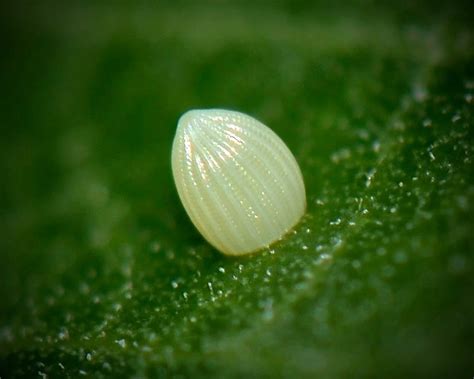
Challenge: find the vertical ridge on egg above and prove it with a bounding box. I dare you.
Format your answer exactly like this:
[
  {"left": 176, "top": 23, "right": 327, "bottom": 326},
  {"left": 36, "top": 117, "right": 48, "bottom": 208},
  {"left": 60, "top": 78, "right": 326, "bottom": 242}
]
[{"left": 171, "top": 109, "right": 306, "bottom": 256}]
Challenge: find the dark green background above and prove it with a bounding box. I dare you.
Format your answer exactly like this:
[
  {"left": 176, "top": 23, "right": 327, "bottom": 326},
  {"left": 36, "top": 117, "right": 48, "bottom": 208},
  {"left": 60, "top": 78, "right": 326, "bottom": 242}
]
[{"left": 1, "top": 1, "right": 473, "bottom": 377}]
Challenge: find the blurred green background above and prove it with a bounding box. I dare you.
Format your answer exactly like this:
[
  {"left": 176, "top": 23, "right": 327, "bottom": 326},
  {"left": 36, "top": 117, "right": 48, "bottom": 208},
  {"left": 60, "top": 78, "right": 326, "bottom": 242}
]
[{"left": 1, "top": 1, "right": 473, "bottom": 377}]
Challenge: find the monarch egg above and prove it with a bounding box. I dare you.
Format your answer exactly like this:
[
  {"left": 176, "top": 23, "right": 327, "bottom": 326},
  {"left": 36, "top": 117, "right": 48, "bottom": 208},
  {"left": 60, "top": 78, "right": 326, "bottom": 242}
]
[{"left": 171, "top": 109, "right": 306, "bottom": 256}]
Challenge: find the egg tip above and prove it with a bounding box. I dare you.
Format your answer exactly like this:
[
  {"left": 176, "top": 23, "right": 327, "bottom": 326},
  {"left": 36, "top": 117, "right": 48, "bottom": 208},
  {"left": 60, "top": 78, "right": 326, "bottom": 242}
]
[{"left": 177, "top": 109, "right": 200, "bottom": 132}]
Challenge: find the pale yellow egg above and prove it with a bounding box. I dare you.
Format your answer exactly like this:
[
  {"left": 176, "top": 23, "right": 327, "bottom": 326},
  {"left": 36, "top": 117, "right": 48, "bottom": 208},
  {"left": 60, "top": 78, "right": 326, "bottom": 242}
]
[{"left": 171, "top": 109, "right": 306, "bottom": 256}]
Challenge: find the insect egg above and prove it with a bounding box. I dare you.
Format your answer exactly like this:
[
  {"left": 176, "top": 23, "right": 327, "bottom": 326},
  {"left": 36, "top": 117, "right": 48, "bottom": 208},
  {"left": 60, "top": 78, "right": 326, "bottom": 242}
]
[{"left": 171, "top": 109, "right": 306, "bottom": 256}]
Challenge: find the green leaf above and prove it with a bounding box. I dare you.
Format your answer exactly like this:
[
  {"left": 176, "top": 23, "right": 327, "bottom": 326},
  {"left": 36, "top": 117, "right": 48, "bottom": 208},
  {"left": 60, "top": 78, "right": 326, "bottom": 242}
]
[{"left": 1, "top": 2, "right": 473, "bottom": 377}]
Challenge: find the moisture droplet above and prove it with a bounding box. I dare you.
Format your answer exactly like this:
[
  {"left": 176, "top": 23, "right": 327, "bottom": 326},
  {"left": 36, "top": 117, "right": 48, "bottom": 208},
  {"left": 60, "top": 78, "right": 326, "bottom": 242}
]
[{"left": 115, "top": 339, "right": 126, "bottom": 348}]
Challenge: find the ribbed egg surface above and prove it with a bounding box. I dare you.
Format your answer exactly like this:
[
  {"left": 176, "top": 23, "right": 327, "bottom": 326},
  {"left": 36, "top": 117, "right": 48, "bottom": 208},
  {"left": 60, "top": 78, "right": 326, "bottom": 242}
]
[{"left": 171, "top": 109, "right": 306, "bottom": 256}]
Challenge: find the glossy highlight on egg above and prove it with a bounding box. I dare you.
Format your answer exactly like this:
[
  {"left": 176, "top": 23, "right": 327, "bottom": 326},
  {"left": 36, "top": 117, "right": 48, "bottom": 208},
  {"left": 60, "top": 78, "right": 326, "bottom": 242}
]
[{"left": 171, "top": 109, "right": 306, "bottom": 256}]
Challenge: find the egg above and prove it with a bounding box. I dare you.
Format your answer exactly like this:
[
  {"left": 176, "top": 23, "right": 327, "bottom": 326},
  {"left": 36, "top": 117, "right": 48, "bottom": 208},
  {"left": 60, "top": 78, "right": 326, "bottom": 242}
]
[{"left": 171, "top": 109, "right": 306, "bottom": 256}]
